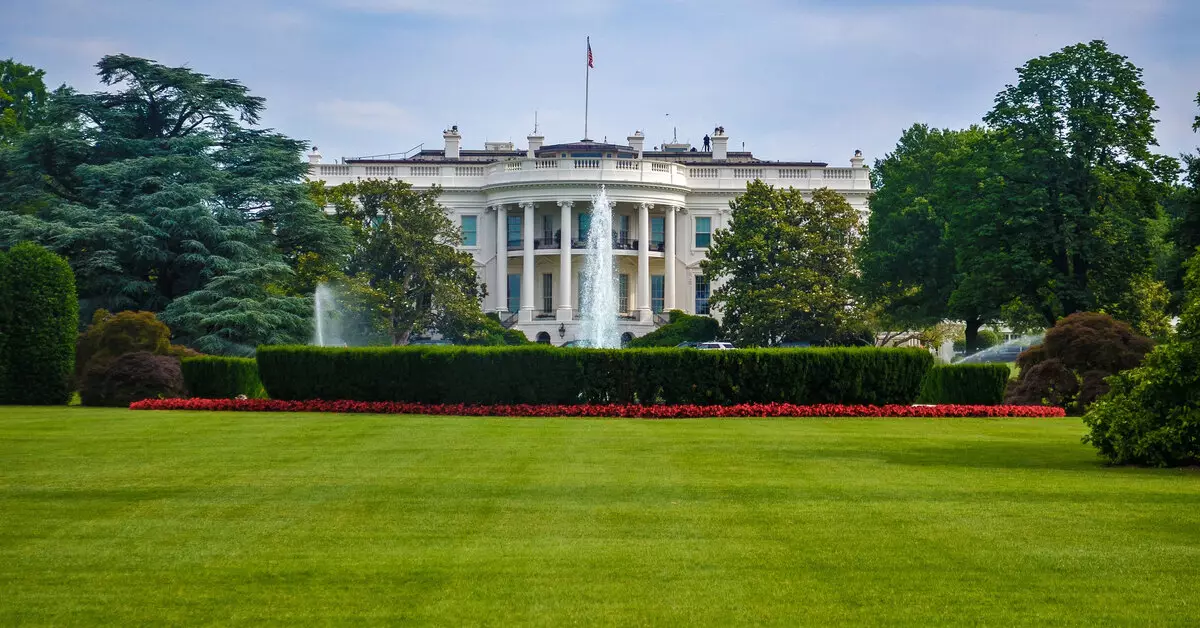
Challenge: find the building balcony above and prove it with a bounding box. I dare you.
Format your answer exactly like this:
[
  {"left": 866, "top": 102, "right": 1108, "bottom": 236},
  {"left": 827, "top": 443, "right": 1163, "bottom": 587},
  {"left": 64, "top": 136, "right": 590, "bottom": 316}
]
[{"left": 311, "top": 157, "right": 871, "bottom": 192}]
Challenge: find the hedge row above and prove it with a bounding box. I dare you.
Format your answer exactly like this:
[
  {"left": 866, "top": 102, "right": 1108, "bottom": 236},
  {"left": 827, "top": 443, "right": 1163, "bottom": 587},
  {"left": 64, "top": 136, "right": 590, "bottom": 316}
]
[
  {"left": 0, "top": 243, "right": 79, "bottom": 405},
  {"left": 918, "top": 364, "right": 1011, "bottom": 405},
  {"left": 181, "top": 357, "right": 265, "bottom": 399},
  {"left": 256, "top": 345, "right": 934, "bottom": 405}
]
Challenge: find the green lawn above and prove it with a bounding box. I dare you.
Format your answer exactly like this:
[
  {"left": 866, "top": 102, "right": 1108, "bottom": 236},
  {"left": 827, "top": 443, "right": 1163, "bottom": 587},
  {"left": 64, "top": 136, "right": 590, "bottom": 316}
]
[{"left": 2, "top": 407, "right": 1198, "bottom": 626}]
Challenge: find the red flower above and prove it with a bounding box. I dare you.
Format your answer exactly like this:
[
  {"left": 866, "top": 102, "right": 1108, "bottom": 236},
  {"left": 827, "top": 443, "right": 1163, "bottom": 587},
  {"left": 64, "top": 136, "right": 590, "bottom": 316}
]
[{"left": 128, "top": 398, "right": 1066, "bottom": 418}]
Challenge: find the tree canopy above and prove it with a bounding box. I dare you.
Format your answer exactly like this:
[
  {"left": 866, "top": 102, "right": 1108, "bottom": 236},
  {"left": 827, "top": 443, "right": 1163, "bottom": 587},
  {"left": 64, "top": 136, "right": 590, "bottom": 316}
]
[
  {"left": 0, "top": 55, "right": 347, "bottom": 353},
  {"left": 980, "top": 40, "right": 1175, "bottom": 332},
  {"left": 701, "top": 182, "right": 862, "bottom": 346},
  {"left": 317, "top": 179, "right": 484, "bottom": 345}
]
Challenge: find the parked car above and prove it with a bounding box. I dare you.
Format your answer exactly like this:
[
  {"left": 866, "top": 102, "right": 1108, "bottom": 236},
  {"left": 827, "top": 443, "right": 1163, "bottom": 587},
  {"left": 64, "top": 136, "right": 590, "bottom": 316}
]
[
  {"left": 675, "top": 341, "right": 699, "bottom": 349},
  {"left": 697, "top": 341, "right": 735, "bottom": 350}
]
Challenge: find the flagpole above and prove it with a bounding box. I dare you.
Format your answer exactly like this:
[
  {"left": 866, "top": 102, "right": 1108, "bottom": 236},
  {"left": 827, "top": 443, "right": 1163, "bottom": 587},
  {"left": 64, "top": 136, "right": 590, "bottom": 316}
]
[{"left": 584, "top": 36, "right": 590, "bottom": 141}]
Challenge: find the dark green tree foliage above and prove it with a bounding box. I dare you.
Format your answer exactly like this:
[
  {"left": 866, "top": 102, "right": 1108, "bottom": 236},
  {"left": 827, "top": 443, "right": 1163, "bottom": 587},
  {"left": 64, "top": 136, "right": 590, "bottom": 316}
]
[
  {"left": 1005, "top": 312, "right": 1153, "bottom": 414},
  {"left": 79, "top": 351, "right": 185, "bottom": 407},
  {"left": 321, "top": 179, "right": 484, "bottom": 345},
  {"left": 2, "top": 242, "right": 78, "bottom": 404},
  {"left": 0, "top": 54, "right": 348, "bottom": 323},
  {"left": 702, "top": 182, "right": 861, "bottom": 346},
  {"left": 159, "top": 263, "right": 311, "bottom": 356},
  {"left": 180, "top": 356, "right": 265, "bottom": 398},
  {"left": 1084, "top": 253, "right": 1200, "bottom": 466},
  {"left": 982, "top": 41, "right": 1175, "bottom": 330},
  {"left": 918, "top": 364, "right": 1011, "bottom": 405},
  {"left": 256, "top": 345, "right": 932, "bottom": 406},
  {"left": 440, "top": 312, "right": 530, "bottom": 346},
  {"left": 627, "top": 310, "right": 720, "bottom": 347},
  {"left": 860, "top": 125, "right": 1007, "bottom": 350}
]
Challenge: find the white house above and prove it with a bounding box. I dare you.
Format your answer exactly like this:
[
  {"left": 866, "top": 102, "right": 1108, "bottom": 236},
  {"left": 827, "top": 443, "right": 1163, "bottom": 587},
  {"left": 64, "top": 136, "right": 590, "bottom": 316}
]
[{"left": 308, "top": 127, "right": 871, "bottom": 344}]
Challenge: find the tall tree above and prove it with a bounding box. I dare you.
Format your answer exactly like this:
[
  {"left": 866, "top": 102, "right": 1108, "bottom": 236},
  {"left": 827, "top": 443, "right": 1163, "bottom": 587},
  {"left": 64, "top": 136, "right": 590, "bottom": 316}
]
[
  {"left": 0, "top": 59, "right": 48, "bottom": 143},
  {"left": 319, "top": 179, "right": 483, "bottom": 345},
  {"left": 981, "top": 40, "right": 1176, "bottom": 331},
  {"left": 859, "top": 124, "right": 1009, "bottom": 350},
  {"left": 701, "top": 182, "right": 861, "bottom": 346},
  {"left": 0, "top": 55, "right": 347, "bottom": 336}
]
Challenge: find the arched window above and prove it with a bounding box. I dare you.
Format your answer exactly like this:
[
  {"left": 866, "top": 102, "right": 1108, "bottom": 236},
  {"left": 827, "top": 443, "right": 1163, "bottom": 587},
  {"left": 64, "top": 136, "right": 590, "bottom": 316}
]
[
  {"left": 621, "top": 332, "right": 634, "bottom": 347},
  {"left": 536, "top": 331, "right": 552, "bottom": 344}
]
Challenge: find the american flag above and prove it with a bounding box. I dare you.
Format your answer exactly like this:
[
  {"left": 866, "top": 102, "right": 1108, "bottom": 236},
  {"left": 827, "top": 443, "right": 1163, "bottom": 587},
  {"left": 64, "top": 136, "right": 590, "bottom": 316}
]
[{"left": 587, "top": 39, "right": 594, "bottom": 68}]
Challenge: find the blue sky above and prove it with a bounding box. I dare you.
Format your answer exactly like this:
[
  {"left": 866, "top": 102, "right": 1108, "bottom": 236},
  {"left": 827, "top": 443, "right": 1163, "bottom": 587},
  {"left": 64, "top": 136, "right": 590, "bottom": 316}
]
[{"left": 4, "top": 0, "right": 1198, "bottom": 166}]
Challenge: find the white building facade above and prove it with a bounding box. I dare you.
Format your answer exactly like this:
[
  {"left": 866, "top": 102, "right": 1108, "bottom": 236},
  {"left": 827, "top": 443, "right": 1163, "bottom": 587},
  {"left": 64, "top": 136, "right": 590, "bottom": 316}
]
[{"left": 308, "top": 127, "right": 871, "bottom": 344}]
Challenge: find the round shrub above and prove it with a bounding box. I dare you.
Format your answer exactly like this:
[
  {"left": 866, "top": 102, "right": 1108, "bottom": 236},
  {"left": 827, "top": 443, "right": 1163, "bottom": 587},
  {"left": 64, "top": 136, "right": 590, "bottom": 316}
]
[
  {"left": 79, "top": 351, "right": 185, "bottom": 407},
  {"left": 627, "top": 310, "right": 721, "bottom": 347},
  {"left": 1005, "top": 312, "right": 1153, "bottom": 414},
  {"left": 1083, "top": 252, "right": 1200, "bottom": 466},
  {"left": 76, "top": 310, "right": 172, "bottom": 379},
  {"left": 3, "top": 242, "right": 79, "bottom": 405}
]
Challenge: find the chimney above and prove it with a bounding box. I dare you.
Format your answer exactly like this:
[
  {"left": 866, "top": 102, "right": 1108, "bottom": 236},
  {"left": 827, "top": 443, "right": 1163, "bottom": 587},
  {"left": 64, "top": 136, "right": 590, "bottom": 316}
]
[
  {"left": 850, "top": 149, "right": 865, "bottom": 168},
  {"left": 627, "top": 131, "right": 645, "bottom": 158},
  {"left": 711, "top": 126, "right": 729, "bottom": 160},
  {"left": 443, "top": 125, "right": 461, "bottom": 160},
  {"left": 527, "top": 133, "right": 544, "bottom": 158},
  {"left": 308, "top": 146, "right": 322, "bottom": 165}
]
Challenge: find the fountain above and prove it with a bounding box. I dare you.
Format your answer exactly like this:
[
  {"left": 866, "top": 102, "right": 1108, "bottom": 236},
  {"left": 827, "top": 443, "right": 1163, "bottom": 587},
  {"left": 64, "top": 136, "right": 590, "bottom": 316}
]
[
  {"left": 312, "top": 282, "right": 344, "bottom": 347},
  {"left": 579, "top": 186, "right": 621, "bottom": 348},
  {"left": 957, "top": 333, "right": 1044, "bottom": 364}
]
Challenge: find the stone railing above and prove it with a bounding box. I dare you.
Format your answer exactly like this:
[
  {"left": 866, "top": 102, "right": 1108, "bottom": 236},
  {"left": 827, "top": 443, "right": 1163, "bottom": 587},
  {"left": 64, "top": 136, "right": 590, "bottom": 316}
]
[{"left": 311, "top": 158, "right": 869, "bottom": 191}]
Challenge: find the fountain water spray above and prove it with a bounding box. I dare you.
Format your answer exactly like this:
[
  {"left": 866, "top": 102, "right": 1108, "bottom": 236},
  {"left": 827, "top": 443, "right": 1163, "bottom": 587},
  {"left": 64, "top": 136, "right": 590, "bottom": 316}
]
[
  {"left": 312, "top": 282, "right": 344, "bottom": 347},
  {"left": 580, "top": 186, "right": 621, "bottom": 348}
]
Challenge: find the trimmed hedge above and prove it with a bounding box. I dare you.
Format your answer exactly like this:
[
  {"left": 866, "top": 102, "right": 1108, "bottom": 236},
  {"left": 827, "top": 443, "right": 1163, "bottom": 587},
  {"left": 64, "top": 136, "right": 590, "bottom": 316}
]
[
  {"left": 918, "top": 364, "right": 1011, "bottom": 405},
  {"left": 2, "top": 243, "right": 79, "bottom": 405},
  {"left": 0, "top": 250, "right": 9, "bottom": 403},
  {"left": 257, "top": 345, "right": 934, "bottom": 405},
  {"left": 181, "top": 357, "right": 266, "bottom": 399}
]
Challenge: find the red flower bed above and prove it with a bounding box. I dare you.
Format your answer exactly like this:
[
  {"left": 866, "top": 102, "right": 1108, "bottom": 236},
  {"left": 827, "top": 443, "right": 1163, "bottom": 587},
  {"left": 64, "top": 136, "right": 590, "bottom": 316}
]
[{"left": 129, "top": 398, "right": 1066, "bottom": 418}]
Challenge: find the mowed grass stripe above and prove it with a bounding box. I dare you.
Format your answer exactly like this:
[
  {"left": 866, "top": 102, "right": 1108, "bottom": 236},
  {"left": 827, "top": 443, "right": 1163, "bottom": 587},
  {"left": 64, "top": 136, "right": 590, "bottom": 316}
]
[{"left": 1, "top": 407, "right": 1197, "bottom": 626}]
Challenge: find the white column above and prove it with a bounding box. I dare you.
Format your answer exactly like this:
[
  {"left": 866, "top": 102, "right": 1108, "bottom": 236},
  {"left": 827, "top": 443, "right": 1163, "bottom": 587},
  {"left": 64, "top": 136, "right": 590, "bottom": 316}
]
[
  {"left": 665, "top": 205, "right": 677, "bottom": 311},
  {"left": 494, "top": 204, "right": 507, "bottom": 313},
  {"left": 637, "top": 202, "right": 652, "bottom": 321},
  {"left": 557, "top": 200, "right": 573, "bottom": 321},
  {"left": 520, "top": 201, "right": 535, "bottom": 321}
]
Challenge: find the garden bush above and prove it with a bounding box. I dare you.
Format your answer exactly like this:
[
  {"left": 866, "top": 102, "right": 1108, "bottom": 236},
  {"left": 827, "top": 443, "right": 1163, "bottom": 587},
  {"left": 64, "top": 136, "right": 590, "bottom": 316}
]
[
  {"left": 0, "top": 250, "right": 9, "bottom": 403},
  {"left": 917, "top": 364, "right": 1010, "bottom": 405},
  {"left": 1005, "top": 312, "right": 1153, "bottom": 414},
  {"left": 1082, "top": 253, "right": 1200, "bottom": 466},
  {"left": 180, "top": 356, "right": 266, "bottom": 399},
  {"left": 627, "top": 311, "right": 720, "bottom": 347},
  {"left": 76, "top": 310, "right": 171, "bottom": 378},
  {"left": 2, "top": 243, "right": 79, "bottom": 405},
  {"left": 79, "top": 351, "right": 186, "bottom": 407},
  {"left": 256, "top": 345, "right": 934, "bottom": 406}
]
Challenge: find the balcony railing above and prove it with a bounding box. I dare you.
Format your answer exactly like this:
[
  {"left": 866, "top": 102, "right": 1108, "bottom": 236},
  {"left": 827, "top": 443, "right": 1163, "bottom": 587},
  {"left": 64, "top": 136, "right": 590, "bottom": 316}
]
[
  {"left": 506, "top": 239, "right": 522, "bottom": 251},
  {"left": 312, "top": 157, "right": 869, "bottom": 191},
  {"left": 508, "top": 235, "right": 666, "bottom": 252}
]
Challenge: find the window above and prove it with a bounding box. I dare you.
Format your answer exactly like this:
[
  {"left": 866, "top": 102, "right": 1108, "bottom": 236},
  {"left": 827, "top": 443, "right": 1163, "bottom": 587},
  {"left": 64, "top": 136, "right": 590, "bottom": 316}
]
[
  {"left": 461, "top": 215, "right": 477, "bottom": 246},
  {"left": 578, "top": 213, "right": 591, "bottom": 242},
  {"left": 542, "top": 215, "right": 553, "bottom": 241},
  {"left": 542, "top": 273, "right": 553, "bottom": 313},
  {"left": 695, "top": 275, "right": 710, "bottom": 314},
  {"left": 507, "top": 215, "right": 522, "bottom": 249},
  {"left": 650, "top": 216, "right": 665, "bottom": 247},
  {"left": 618, "top": 273, "right": 629, "bottom": 313},
  {"left": 507, "top": 273, "right": 521, "bottom": 313},
  {"left": 618, "top": 215, "right": 630, "bottom": 244},
  {"left": 651, "top": 275, "right": 664, "bottom": 313},
  {"left": 694, "top": 216, "right": 712, "bottom": 248}
]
